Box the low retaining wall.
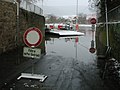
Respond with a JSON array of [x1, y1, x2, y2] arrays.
[[0, 1, 45, 54]]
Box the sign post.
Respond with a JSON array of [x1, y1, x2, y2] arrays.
[[89, 18, 96, 54], [18, 27, 47, 82]]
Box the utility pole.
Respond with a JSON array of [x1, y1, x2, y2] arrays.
[[76, 0, 79, 31], [75, 0, 79, 60], [76, 0, 78, 17]]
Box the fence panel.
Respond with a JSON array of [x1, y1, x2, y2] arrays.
[[2, 0, 43, 15], [20, 0, 43, 15]]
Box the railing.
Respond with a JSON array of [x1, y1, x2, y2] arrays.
[[20, 0, 43, 15], [97, 21, 120, 25], [2, 0, 43, 15]]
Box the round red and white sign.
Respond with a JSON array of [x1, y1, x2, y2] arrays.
[[89, 47, 96, 53], [23, 27, 43, 47], [90, 18, 96, 24]]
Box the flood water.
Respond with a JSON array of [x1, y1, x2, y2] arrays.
[[1, 28, 120, 90], [45, 30, 95, 64]]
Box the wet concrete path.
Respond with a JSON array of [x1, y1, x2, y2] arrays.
[[1, 29, 120, 90]]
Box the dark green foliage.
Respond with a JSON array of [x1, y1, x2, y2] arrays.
[[107, 0, 120, 11]]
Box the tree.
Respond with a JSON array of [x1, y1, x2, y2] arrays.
[[90, 0, 120, 22], [45, 14, 57, 24], [78, 13, 87, 24], [88, 0, 99, 12]]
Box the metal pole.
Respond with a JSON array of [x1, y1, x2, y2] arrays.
[[14, 0, 20, 46], [76, 0, 78, 17], [75, 37, 78, 60], [42, 0, 44, 15], [14, 0, 20, 64], [31, 58, 34, 75], [76, 0, 78, 31], [17, 1, 20, 45], [76, 43, 77, 60], [105, 0, 109, 47]]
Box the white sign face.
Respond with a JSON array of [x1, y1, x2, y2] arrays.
[[26, 31, 40, 45], [23, 47, 41, 59]]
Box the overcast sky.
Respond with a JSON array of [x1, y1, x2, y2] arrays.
[[37, 0, 92, 16]]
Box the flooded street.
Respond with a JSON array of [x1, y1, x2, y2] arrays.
[[46, 30, 94, 63], [1, 0, 120, 90], [1, 29, 120, 90]]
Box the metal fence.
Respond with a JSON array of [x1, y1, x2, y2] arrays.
[[20, 0, 43, 15], [2, 0, 43, 15], [97, 3, 120, 61]]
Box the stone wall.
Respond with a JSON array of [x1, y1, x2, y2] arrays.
[[0, 1, 45, 54]]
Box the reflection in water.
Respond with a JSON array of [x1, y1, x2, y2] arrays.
[[45, 30, 95, 64], [75, 36, 78, 60], [89, 30, 96, 54]]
